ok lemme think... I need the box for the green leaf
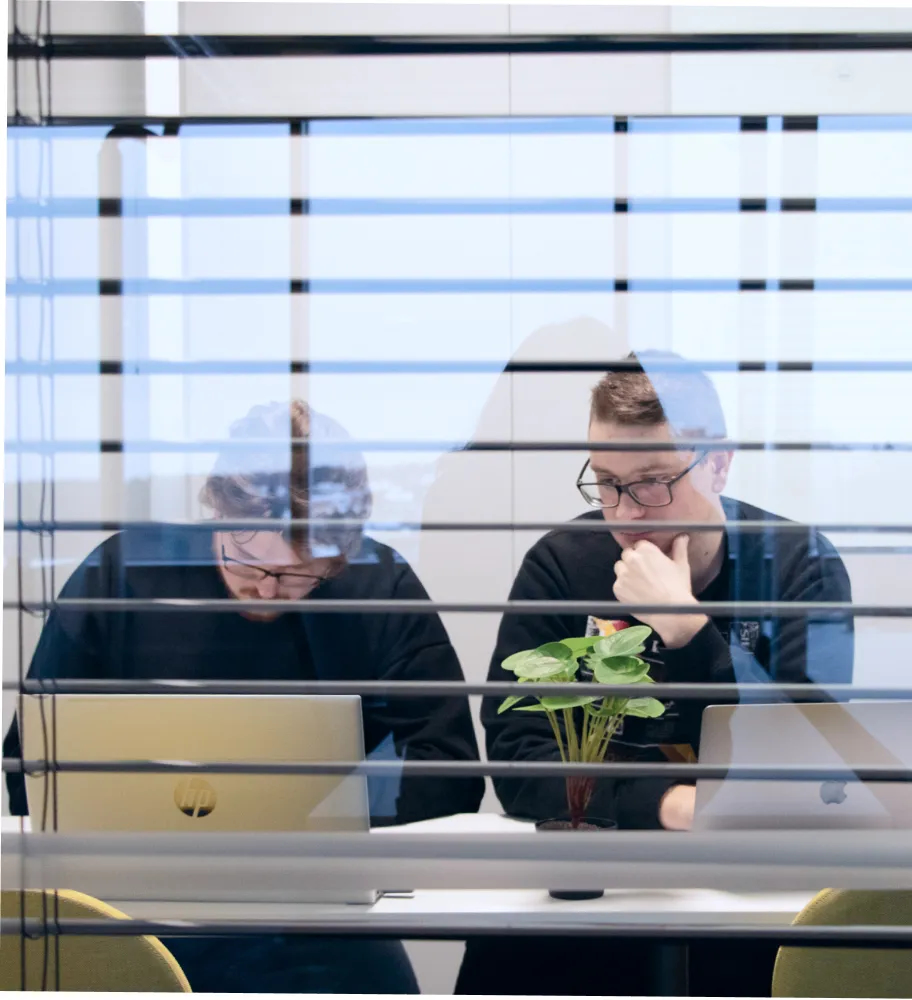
[622,697,667,719]
[596,641,646,660]
[557,637,597,657]
[535,642,573,661]
[504,642,576,680]
[591,655,652,686]
[595,639,645,659]
[497,695,526,715]
[513,655,569,680]
[594,625,653,659]
[516,695,598,712]
[501,649,540,673]
[541,695,600,711]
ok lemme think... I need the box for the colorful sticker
[585,616,629,638]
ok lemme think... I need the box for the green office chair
[773,889,912,998]
[1,889,191,992]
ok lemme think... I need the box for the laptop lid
[694,701,912,831]
[21,694,369,835]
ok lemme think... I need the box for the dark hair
[200,400,372,559]
[590,350,727,439]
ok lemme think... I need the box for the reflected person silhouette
[416,315,629,699]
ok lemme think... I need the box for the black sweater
[483,498,854,829]
[4,526,484,825]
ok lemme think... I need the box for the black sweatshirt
[4,526,484,825]
[482,498,854,829]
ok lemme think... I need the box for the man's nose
[256,575,279,599]
[615,490,646,519]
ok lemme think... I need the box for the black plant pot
[534,817,618,900]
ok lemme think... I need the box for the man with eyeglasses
[456,350,853,997]
[5,400,484,994]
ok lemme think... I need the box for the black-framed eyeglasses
[220,545,327,588]
[576,452,706,509]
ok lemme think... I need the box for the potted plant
[498,621,666,899]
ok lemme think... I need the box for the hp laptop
[20,694,376,903]
[694,701,912,831]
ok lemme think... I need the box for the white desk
[4,813,852,995]
[108,887,816,934]
[2,812,816,927]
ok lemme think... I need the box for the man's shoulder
[56,526,208,601]
[324,534,416,597]
[722,496,785,524]
[722,496,844,564]
[95,525,214,567]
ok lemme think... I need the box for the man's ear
[709,449,734,494]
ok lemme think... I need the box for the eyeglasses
[576,452,706,509]
[220,545,327,588]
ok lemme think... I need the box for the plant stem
[561,707,584,826]
[585,712,608,763]
[580,775,595,819]
[595,716,622,765]
[562,707,579,762]
[566,773,596,826]
[545,709,566,763]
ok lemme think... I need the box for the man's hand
[612,534,708,649]
[659,784,696,831]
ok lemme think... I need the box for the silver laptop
[694,702,912,831]
[20,694,376,903]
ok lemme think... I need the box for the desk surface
[110,887,816,927]
[2,813,817,927]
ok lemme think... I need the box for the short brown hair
[590,351,727,439]
[200,400,371,559]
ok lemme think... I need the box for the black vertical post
[654,941,690,996]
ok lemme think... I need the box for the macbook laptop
[19,693,376,903]
[694,701,912,831]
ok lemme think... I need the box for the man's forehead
[587,419,687,477]
[231,531,303,561]
[589,454,682,477]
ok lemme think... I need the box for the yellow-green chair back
[1,889,191,992]
[773,889,912,998]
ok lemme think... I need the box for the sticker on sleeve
[585,616,630,638]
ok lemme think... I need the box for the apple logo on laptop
[819,780,848,806]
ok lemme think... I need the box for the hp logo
[174,777,217,818]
